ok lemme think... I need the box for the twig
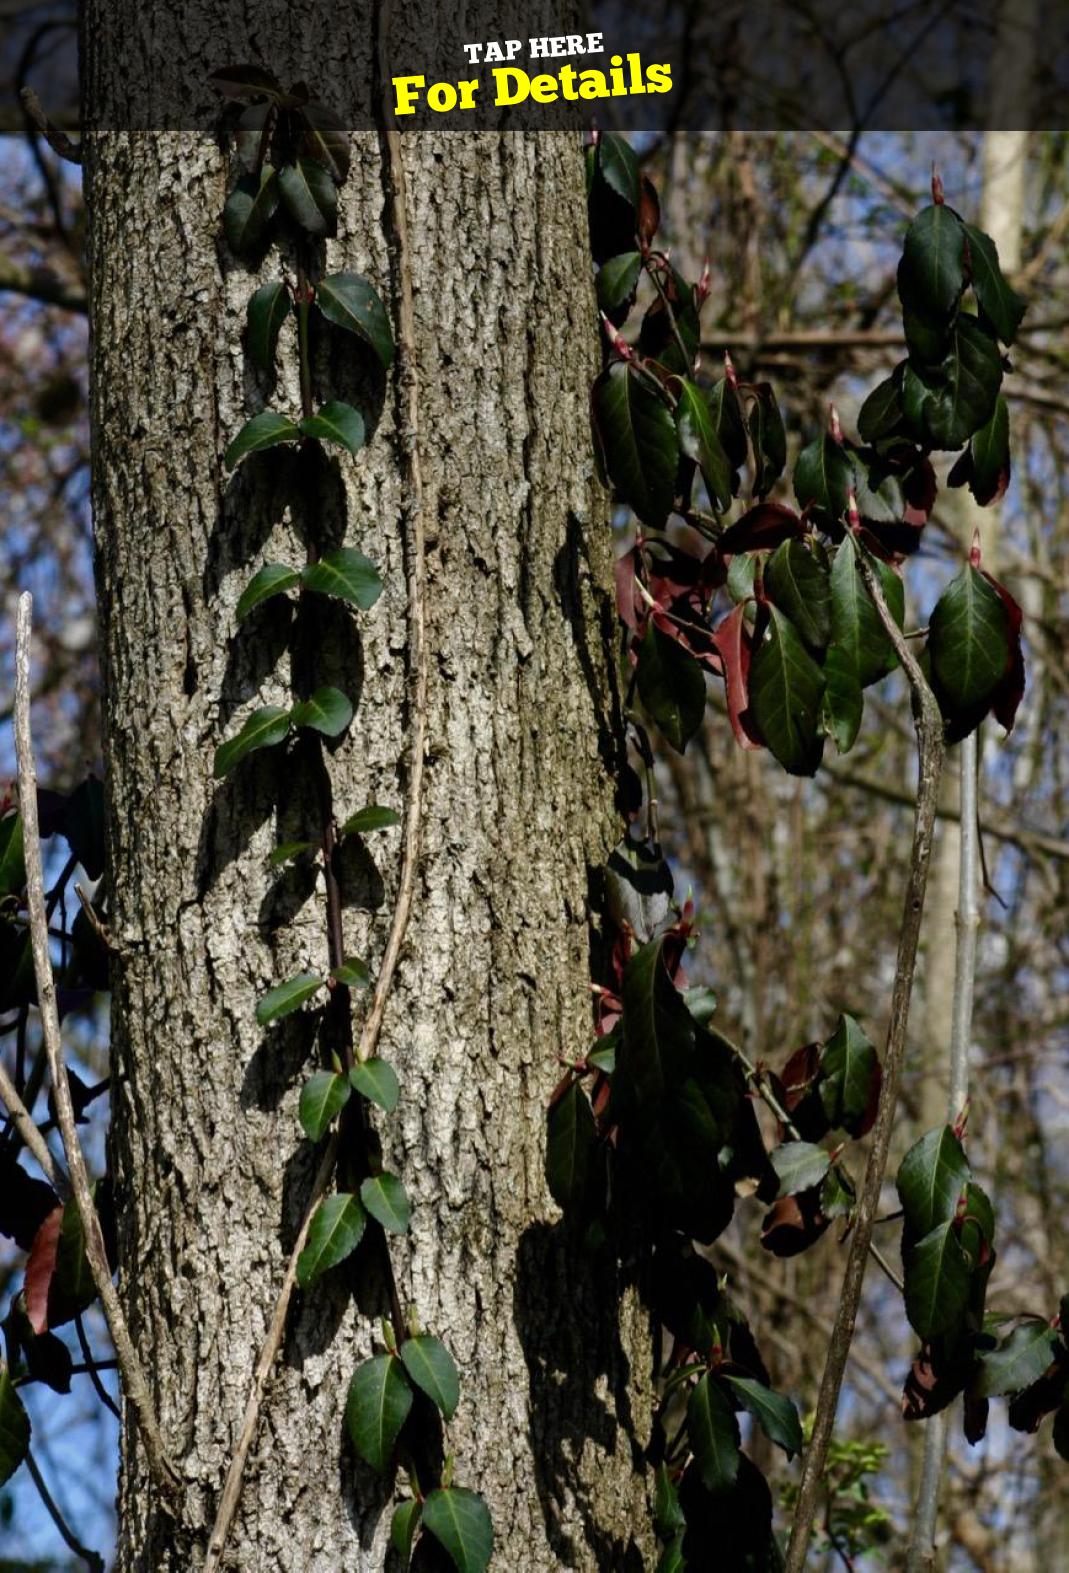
[14,593,180,1498]
[784,551,945,1573]
[0,1054,68,1192]
[906,727,980,1570]
[75,1311,122,1421]
[203,13,432,1557]
[23,1448,104,1571]
[19,86,82,163]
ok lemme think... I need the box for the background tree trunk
[82,8,652,1567]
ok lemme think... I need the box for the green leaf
[256,972,325,1027]
[707,376,748,475]
[687,1374,741,1494]
[596,251,642,314]
[331,956,370,989]
[345,1353,413,1473]
[298,1069,350,1139]
[749,606,825,777]
[278,158,337,237]
[349,1058,400,1112]
[657,1536,685,1573]
[906,315,1003,451]
[391,1498,422,1561]
[857,371,906,444]
[44,1191,98,1327]
[897,1126,971,1239]
[904,1219,972,1339]
[654,1462,686,1537]
[722,1374,803,1457]
[0,1366,30,1486]
[828,533,904,690]
[963,222,1026,344]
[298,100,351,182]
[213,704,291,777]
[763,540,831,655]
[897,203,966,319]
[246,280,291,372]
[819,1014,879,1136]
[822,645,864,755]
[675,379,733,512]
[793,432,853,526]
[235,562,300,620]
[617,933,696,1109]
[929,564,1010,714]
[0,814,24,901]
[747,385,787,498]
[224,410,301,469]
[289,686,353,738]
[546,1080,596,1211]
[595,132,640,210]
[977,1320,1059,1397]
[422,1487,494,1573]
[316,272,395,368]
[301,547,383,610]
[340,804,399,835]
[361,1173,411,1234]
[299,400,365,455]
[297,1193,366,1287]
[636,622,706,754]
[771,1141,831,1198]
[268,840,315,867]
[399,1335,460,1421]
[223,167,279,253]
[952,395,1010,507]
[591,361,679,529]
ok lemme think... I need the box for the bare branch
[14,592,180,1499]
[0,1054,68,1194]
[19,86,82,164]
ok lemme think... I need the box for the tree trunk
[82,9,652,1568]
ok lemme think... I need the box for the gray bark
[83,10,652,1569]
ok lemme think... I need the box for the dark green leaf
[391,1498,422,1561]
[299,400,365,455]
[301,547,383,610]
[44,1191,98,1328]
[977,1320,1059,1397]
[904,1220,972,1339]
[591,361,678,529]
[331,956,370,989]
[268,840,315,867]
[636,622,706,754]
[707,376,748,476]
[299,101,351,183]
[897,204,966,319]
[422,1487,494,1573]
[617,933,696,1109]
[360,1173,411,1234]
[345,1353,412,1472]
[819,1014,879,1136]
[224,410,300,469]
[657,1535,685,1573]
[654,1462,686,1537]
[906,316,1003,451]
[821,1163,856,1220]
[858,370,906,444]
[316,272,394,367]
[596,132,640,210]
[950,395,1010,507]
[297,1192,366,1286]
[963,222,1026,344]
[298,1069,350,1139]
[62,777,106,881]
[246,280,291,372]
[289,686,353,738]
[829,532,904,689]
[0,814,24,901]
[210,64,283,100]
[771,1141,831,1198]
[722,1374,803,1457]
[213,704,291,777]
[340,804,399,835]
[0,1366,29,1486]
[749,606,825,777]
[546,1081,596,1211]
[235,562,300,620]
[256,971,325,1026]
[929,564,1010,715]
[747,385,786,498]
[688,1374,741,1494]
[897,1126,971,1239]
[763,540,831,655]
[223,167,279,253]
[793,433,853,526]
[597,251,642,315]
[278,158,337,237]
[399,1335,460,1420]
[676,379,733,512]
[349,1058,400,1112]
[822,645,863,754]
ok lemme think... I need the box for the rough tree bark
[82,6,652,1568]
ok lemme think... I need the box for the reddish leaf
[616,547,647,635]
[24,1205,63,1334]
[712,604,763,750]
[638,176,660,247]
[963,1388,989,1444]
[776,1041,828,1141]
[719,503,803,556]
[902,1343,964,1421]
[759,1191,829,1258]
